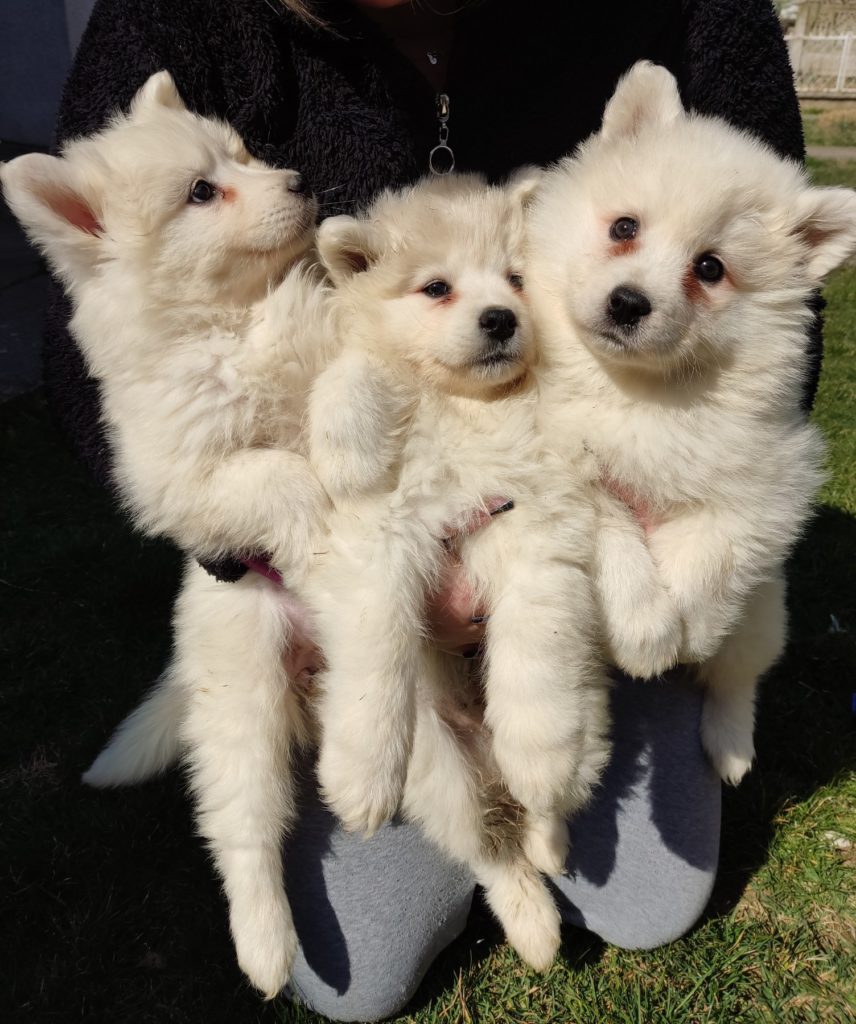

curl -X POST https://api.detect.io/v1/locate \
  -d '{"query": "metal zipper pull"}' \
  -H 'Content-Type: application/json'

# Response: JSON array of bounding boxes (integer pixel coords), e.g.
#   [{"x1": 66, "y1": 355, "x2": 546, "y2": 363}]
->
[{"x1": 429, "y1": 92, "x2": 455, "y2": 175}]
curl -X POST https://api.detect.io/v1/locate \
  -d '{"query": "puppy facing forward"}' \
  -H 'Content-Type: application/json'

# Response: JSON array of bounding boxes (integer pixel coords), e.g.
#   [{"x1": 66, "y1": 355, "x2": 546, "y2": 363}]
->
[
  {"x1": 308, "y1": 174, "x2": 611, "y2": 969},
  {"x1": 527, "y1": 61, "x2": 856, "y2": 784},
  {"x1": 2, "y1": 72, "x2": 335, "y2": 996}
]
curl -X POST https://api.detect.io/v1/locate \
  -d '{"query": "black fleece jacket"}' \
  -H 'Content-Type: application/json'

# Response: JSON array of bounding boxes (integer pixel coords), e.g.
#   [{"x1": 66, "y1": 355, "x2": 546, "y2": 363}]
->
[{"x1": 45, "y1": 0, "x2": 814, "y2": 578}]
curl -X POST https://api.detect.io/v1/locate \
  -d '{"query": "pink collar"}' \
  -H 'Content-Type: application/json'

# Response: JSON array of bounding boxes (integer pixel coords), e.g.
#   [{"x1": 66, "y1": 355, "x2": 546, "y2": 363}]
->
[{"x1": 242, "y1": 556, "x2": 283, "y2": 585}]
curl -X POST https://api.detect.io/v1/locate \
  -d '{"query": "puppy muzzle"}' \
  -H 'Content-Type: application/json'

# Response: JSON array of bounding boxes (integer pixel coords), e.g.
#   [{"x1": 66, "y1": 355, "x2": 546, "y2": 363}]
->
[{"x1": 606, "y1": 285, "x2": 652, "y2": 329}]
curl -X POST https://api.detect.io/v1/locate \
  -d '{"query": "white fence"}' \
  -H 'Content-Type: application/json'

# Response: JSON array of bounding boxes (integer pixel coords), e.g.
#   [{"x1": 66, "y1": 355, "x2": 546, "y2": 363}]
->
[{"x1": 787, "y1": 32, "x2": 856, "y2": 95}]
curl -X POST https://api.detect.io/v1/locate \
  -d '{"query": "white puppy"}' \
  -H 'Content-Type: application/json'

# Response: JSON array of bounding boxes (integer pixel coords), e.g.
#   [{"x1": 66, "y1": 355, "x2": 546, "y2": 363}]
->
[
  {"x1": 308, "y1": 174, "x2": 611, "y2": 967},
  {"x1": 527, "y1": 62, "x2": 856, "y2": 785},
  {"x1": 2, "y1": 72, "x2": 334, "y2": 996}
]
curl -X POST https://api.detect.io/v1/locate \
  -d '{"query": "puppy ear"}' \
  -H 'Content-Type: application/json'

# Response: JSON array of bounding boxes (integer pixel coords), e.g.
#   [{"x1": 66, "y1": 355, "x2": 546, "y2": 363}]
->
[
  {"x1": 317, "y1": 215, "x2": 382, "y2": 285},
  {"x1": 601, "y1": 61, "x2": 683, "y2": 142},
  {"x1": 130, "y1": 70, "x2": 186, "y2": 118},
  {"x1": 0, "y1": 152, "x2": 105, "y2": 286},
  {"x1": 791, "y1": 186, "x2": 856, "y2": 280},
  {"x1": 507, "y1": 165, "x2": 543, "y2": 207}
]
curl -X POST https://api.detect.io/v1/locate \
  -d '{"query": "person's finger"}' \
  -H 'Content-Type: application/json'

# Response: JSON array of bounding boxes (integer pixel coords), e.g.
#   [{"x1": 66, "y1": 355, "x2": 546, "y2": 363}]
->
[
  {"x1": 285, "y1": 638, "x2": 322, "y2": 680},
  {"x1": 273, "y1": 588, "x2": 324, "y2": 682},
  {"x1": 427, "y1": 560, "x2": 489, "y2": 653}
]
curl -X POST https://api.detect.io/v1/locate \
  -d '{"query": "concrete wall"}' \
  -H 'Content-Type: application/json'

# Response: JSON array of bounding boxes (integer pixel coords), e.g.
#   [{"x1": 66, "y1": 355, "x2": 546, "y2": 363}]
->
[{"x1": 0, "y1": 0, "x2": 96, "y2": 146}]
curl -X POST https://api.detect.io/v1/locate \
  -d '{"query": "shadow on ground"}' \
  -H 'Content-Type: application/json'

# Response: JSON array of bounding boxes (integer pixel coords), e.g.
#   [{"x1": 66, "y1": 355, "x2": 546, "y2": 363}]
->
[{"x1": 708, "y1": 503, "x2": 856, "y2": 919}]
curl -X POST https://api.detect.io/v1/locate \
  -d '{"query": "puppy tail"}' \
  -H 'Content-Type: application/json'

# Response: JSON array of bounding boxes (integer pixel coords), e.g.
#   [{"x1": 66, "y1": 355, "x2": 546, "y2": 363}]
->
[{"x1": 83, "y1": 670, "x2": 185, "y2": 787}]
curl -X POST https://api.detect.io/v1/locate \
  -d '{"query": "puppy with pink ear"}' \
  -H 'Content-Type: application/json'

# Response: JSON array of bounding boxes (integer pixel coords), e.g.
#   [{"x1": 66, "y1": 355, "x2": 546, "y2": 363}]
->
[
  {"x1": 1, "y1": 154, "x2": 103, "y2": 281},
  {"x1": 529, "y1": 61, "x2": 856, "y2": 785},
  {"x1": 3, "y1": 71, "x2": 337, "y2": 997},
  {"x1": 1, "y1": 70, "x2": 327, "y2": 571}
]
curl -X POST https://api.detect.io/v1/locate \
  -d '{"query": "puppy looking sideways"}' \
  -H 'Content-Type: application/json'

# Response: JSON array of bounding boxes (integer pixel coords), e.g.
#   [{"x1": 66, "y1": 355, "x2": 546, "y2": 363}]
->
[
  {"x1": 1, "y1": 72, "x2": 334, "y2": 995},
  {"x1": 528, "y1": 62, "x2": 856, "y2": 785}
]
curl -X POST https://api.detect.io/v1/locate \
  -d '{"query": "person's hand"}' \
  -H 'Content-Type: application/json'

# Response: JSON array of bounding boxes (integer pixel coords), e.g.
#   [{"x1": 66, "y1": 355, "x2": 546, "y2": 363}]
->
[
  {"x1": 279, "y1": 589, "x2": 324, "y2": 686},
  {"x1": 426, "y1": 498, "x2": 514, "y2": 656}
]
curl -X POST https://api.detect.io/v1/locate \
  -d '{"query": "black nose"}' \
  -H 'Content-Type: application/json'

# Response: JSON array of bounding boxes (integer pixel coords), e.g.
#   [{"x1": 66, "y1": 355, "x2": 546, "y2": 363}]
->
[
  {"x1": 479, "y1": 307, "x2": 517, "y2": 344},
  {"x1": 606, "y1": 286, "x2": 652, "y2": 328},
  {"x1": 288, "y1": 172, "x2": 311, "y2": 196}
]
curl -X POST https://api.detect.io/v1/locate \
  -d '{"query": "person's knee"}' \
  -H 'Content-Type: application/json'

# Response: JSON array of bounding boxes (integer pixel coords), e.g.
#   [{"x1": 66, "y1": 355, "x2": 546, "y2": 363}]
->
[
  {"x1": 287, "y1": 961, "x2": 424, "y2": 1022},
  {"x1": 286, "y1": 885, "x2": 473, "y2": 1022},
  {"x1": 594, "y1": 865, "x2": 716, "y2": 950},
  {"x1": 289, "y1": 986, "x2": 408, "y2": 1022}
]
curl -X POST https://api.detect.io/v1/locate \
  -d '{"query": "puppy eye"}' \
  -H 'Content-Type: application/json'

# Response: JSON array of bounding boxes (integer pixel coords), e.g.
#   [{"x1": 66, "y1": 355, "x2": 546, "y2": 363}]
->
[
  {"x1": 693, "y1": 253, "x2": 725, "y2": 283},
  {"x1": 609, "y1": 217, "x2": 638, "y2": 242},
  {"x1": 422, "y1": 280, "x2": 452, "y2": 299},
  {"x1": 189, "y1": 179, "x2": 217, "y2": 204},
  {"x1": 508, "y1": 273, "x2": 524, "y2": 291}
]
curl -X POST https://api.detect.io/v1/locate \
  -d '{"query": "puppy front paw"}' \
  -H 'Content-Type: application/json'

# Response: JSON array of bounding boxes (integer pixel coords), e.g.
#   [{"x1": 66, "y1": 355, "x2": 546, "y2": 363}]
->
[
  {"x1": 606, "y1": 595, "x2": 682, "y2": 679},
  {"x1": 318, "y1": 743, "x2": 406, "y2": 836},
  {"x1": 678, "y1": 603, "x2": 734, "y2": 664},
  {"x1": 231, "y1": 890, "x2": 298, "y2": 1000},
  {"x1": 700, "y1": 694, "x2": 755, "y2": 786}
]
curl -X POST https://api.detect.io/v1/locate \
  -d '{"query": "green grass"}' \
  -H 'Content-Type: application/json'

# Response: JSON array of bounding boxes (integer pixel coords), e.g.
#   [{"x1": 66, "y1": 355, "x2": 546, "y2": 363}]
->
[
  {"x1": 802, "y1": 106, "x2": 856, "y2": 148},
  {"x1": 806, "y1": 157, "x2": 856, "y2": 190},
  {"x1": 3, "y1": 169, "x2": 856, "y2": 1023},
  {"x1": 815, "y1": 265, "x2": 856, "y2": 513}
]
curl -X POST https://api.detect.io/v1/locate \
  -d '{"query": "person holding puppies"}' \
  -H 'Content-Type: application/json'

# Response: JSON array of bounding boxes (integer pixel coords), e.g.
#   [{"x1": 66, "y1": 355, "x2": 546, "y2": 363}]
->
[{"x1": 46, "y1": 0, "x2": 811, "y2": 1019}]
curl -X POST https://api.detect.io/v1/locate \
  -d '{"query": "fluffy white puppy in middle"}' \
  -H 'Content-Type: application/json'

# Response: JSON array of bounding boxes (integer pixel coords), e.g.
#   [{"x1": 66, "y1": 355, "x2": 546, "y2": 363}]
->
[{"x1": 307, "y1": 175, "x2": 611, "y2": 968}]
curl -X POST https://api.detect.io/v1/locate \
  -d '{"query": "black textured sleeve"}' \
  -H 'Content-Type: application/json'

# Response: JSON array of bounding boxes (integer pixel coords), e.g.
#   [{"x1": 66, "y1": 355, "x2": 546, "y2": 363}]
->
[
  {"x1": 676, "y1": 0, "x2": 822, "y2": 410},
  {"x1": 677, "y1": 0, "x2": 804, "y2": 160}
]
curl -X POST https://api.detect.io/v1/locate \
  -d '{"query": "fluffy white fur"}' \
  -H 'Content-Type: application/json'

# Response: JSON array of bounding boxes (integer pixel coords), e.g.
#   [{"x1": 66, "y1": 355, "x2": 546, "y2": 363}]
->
[
  {"x1": 527, "y1": 62, "x2": 856, "y2": 785},
  {"x1": 2, "y1": 73, "x2": 335, "y2": 997},
  {"x1": 309, "y1": 174, "x2": 611, "y2": 967}
]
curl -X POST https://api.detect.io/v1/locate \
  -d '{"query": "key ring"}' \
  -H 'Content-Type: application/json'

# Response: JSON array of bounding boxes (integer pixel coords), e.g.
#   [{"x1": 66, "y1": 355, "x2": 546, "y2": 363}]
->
[{"x1": 429, "y1": 144, "x2": 455, "y2": 175}]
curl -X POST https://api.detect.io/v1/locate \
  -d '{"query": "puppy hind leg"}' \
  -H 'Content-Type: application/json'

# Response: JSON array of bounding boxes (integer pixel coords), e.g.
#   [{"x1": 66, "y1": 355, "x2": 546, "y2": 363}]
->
[
  {"x1": 699, "y1": 573, "x2": 787, "y2": 786},
  {"x1": 482, "y1": 539, "x2": 608, "y2": 819},
  {"x1": 179, "y1": 576, "x2": 301, "y2": 998},
  {"x1": 521, "y1": 672, "x2": 613, "y2": 877},
  {"x1": 315, "y1": 535, "x2": 426, "y2": 836},
  {"x1": 477, "y1": 858, "x2": 561, "y2": 972},
  {"x1": 402, "y1": 662, "x2": 559, "y2": 972},
  {"x1": 523, "y1": 811, "x2": 570, "y2": 878},
  {"x1": 401, "y1": 656, "x2": 486, "y2": 867}
]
